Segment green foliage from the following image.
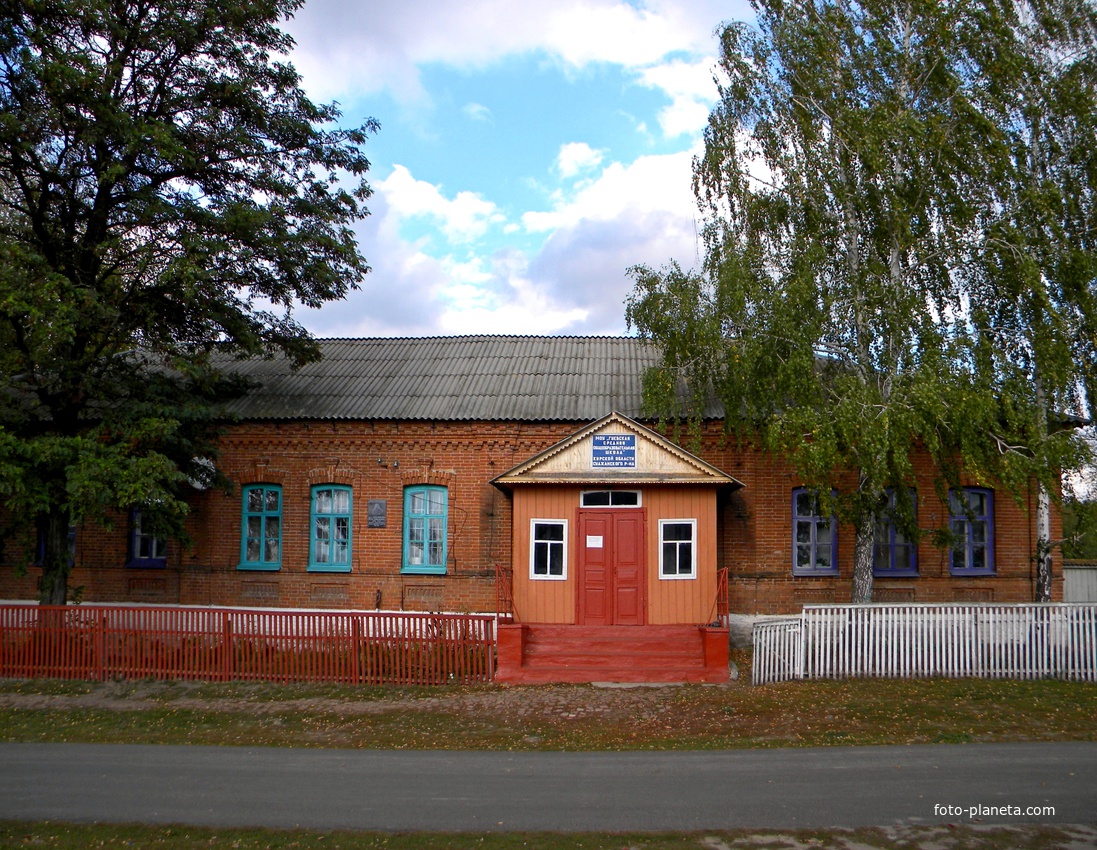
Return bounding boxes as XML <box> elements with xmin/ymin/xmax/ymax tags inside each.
<box><xmin>1063</xmin><ymin>497</ymin><xmax>1097</xmax><ymax>559</ymax></box>
<box><xmin>0</xmin><ymin>0</ymin><xmax>376</xmax><ymax>602</ymax></box>
<box><xmin>627</xmin><ymin>0</ymin><xmax>1097</xmax><ymax>600</ymax></box>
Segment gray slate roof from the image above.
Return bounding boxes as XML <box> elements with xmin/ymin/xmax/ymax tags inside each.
<box><xmin>218</xmin><ymin>336</ymin><xmax>719</xmax><ymax>422</ymax></box>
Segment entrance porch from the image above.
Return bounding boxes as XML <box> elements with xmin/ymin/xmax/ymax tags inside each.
<box><xmin>495</xmin><ymin>623</ymin><xmax>730</xmax><ymax>684</ymax></box>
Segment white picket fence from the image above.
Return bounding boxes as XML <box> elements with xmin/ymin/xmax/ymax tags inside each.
<box><xmin>752</xmin><ymin>603</ymin><xmax>1097</xmax><ymax>685</ymax></box>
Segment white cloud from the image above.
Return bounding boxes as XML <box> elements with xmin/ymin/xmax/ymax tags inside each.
<box><xmin>557</xmin><ymin>142</ymin><xmax>605</xmax><ymax>179</ymax></box>
<box><xmin>523</xmin><ymin>149</ymin><xmax>699</xmax><ymax>234</ymax></box>
<box><xmin>379</xmin><ymin>165</ymin><xmax>505</xmax><ymax>243</ymax></box>
<box><xmin>463</xmin><ymin>102</ymin><xmax>493</xmax><ymax>122</ymax></box>
<box><xmin>285</xmin><ymin>0</ymin><xmax>748</xmax><ymax>106</ymax></box>
<box><xmin>639</xmin><ymin>58</ymin><xmax>720</xmax><ymax>137</ymax></box>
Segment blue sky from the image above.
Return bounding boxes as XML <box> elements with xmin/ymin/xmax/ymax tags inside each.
<box><xmin>281</xmin><ymin>0</ymin><xmax>754</xmax><ymax>338</ymax></box>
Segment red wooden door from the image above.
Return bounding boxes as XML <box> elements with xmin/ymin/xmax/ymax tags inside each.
<box><xmin>577</xmin><ymin>510</ymin><xmax>646</xmax><ymax>625</ymax></box>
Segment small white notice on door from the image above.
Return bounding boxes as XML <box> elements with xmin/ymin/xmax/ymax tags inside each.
<box><xmin>586</xmin><ymin>535</ymin><xmax>604</xmax><ymax>548</ymax></box>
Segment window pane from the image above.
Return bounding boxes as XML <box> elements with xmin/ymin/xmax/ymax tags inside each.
<box><xmin>427</xmin><ymin>491</ymin><xmax>444</xmax><ymax>513</ymax></box>
<box><xmin>315</xmin><ymin>489</ymin><xmax>332</xmax><ymax>513</ymax></box>
<box><xmin>247</xmin><ymin>539</ymin><xmax>261</xmax><ymax>562</ymax></box>
<box><xmin>972</xmin><ymin>521</ymin><xmax>986</xmax><ymax>544</ymax></box>
<box><xmin>679</xmin><ymin>542</ymin><xmax>693</xmax><ymax>574</ymax></box>
<box><xmin>894</xmin><ymin>544</ymin><xmax>913</xmax><ymax>572</ymax></box>
<box><xmin>815</xmin><ymin>546</ymin><xmax>831</xmax><ymax>569</ymax></box>
<box><xmin>795</xmin><ymin>492</ymin><xmax>814</xmax><ymax>517</ymax></box>
<box><xmin>796</xmin><ymin>521</ymin><xmax>812</xmax><ymax>545</ymax></box>
<box><xmin>266</xmin><ymin>516</ymin><xmax>280</xmax><ymax>537</ymax></box>
<box><xmin>611</xmin><ymin>491</ymin><xmax>639</xmax><ymax>506</ymax></box>
<box><xmin>428</xmin><ymin>540</ymin><xmax>444</xmax><ymax>566</ymax></box>
<box><xmin>247</xmin><ymin>489</ymin><xmax>263</xmax><ymax>512</ymax></box>
<box><xmin>264</xmin><ymin>537</ymin><xmax>278</xmax><ymax>562</ymax></box>
<box><xmin>548</xmin><ymin>543</ymin><xmax>563</xmax><ymax>575</ymax></box>
<box><xmin>334</xmin><ymin>517</ymin><xmax>349</xmax><ymax>542</ymax></box>
<box><xmin>315</xmin><ymin>517</ymin><xmax>330</xmax><ymax>542</ymax></box>
<box><xmin>408</xmin><ymin>541</ymin><xmax>423</xmax><ymax>565</ymax></box>
<box><xmin>583</xmin><ymin>491</ymin><xmax>610</xmax><ymax>506</ymax></box>
<box><xmin>410</xmin><ymin>492</ymin><xmax>425</xmax><ymax>514</ymax></box>
<box><xmin>265</xmin><ymin>489</ymin><xmax>279</xmax><ymax>512</ymax></box>
<box><xmin>534</xmin><ymin>544</ymin><xmax>549</xmax><ymax>575</ymax></box>
<box><xmin>971</xmin><ymin>546</ymin><xmax>985</xmax><ymax>571</ymax></box>
<box><xmin>409</xmin><ymin>518</ymin><xmax>424</xmax><ymax>544</ymax></box>
<box><xmin>333</xmin><ymin>489</ymin><xmax>350</xmax><ymax>513</ymax></box>
<box><xmin>666</xmin><ymin>523</ymin><xmax>692</xmax><ymax>541</ymax></box>
<box><xmin>247</xmin><ymin>516</ymin><xmax>262</xmax><ymax>538</ymax></box>
<box><xmin>663</xmin><ymin>542</ymin><xmax>677</xmax><ymax>573</ymax></box>
<box><xmin>536</xmin><ymin>522</ymin><xmax>564</xmax><ymax>542</ymax></box>
<box><xmin>970</xmin><ymin>492</ymin><xmax>987</xmax><ymax>515</ymax></box>
<box><xmin>796</xmin><ymin>544</ymin><xmax>812</xmax><ymax>568</ymax></box>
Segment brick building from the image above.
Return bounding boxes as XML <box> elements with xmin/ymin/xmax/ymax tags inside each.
<box><xmin>0</xmin><ymin>335</ymin><xmax>1061</xmax><ymax>618</ymax></box>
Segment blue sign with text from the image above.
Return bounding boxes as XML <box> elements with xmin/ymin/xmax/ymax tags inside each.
<box><xmin>592</xmin><ymin>434</ymin><xmax>637</xmax><ymax>468</ymax></box>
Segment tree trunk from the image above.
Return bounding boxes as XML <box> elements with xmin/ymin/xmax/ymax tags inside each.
<box><xmin>851</xmin><ymin>519</ymin><xmax>874</xmax><ymax>604</ymax></box>
<box><xmin>37</xmin><ymin>507</ymin><xmax>72</xmax><ymax>606</ymax></box>
<box><xmin>1035</xmin><ymin>480</ymin><xmax>1053</xmax><ymax>602</ymax></box>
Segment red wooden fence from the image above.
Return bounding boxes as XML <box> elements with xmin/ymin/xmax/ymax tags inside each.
<box><xmin>0</xmin><ymin>605</ymin><xmax>496</xmax><ymax>685</ymax></box>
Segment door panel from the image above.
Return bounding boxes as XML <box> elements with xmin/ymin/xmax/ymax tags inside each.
<box><xmin>578</xmin><ymin>510</ymin><xmax>645</xmax><ymax>625</ymax></box>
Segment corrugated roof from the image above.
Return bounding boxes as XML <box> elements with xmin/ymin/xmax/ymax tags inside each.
<box><xmin>216</xmin><ymin>335</ymin><xmax>722</xmax><ymax>422</ymax></box>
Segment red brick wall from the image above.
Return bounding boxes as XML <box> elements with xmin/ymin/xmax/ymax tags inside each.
<box><xmin>0</xmin><ymin>418</ymin><xmax>1061</xmax><ymax>613</ymax></box>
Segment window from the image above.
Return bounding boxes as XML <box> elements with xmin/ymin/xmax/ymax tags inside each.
<box><xmin>950</xmin><ymin>488</ymin><xmax>995</xmax><ymax>575</ymax></box>
<box><xmin>310</xmin><ymin>485</ymin><xmax>352</xmax><ymax>572</ymax></box>
<box><xmin>660</xmin><ymin>519</ymin><xmax>696</xmax><ymax>579</ymax></box>
<box><xmin>240</xmin><ymin>485</ymin><xmax>282</xmax><ymax>570</ymax></box>
<box><xmin>128</xmin><ymin>510</ymin><xmax>166</xmax><ymax>568</ymax></box>
<box><xmin>530</xmin><ymin>519</ymin><xmax>567</xmax><ymax>580</ymax></box>
<box><xmin>792</xmin><ymin>488</ymin><xmax>837</xmax><ymax>575</ymax></box>
<box><xmin>403</xmin><ymin>486</ymin><xmax>447</xmax><ymax>574</ymax></box>
<box><xmin>580</xmin><ymin>490</ymin><xmax>641</xmax><ymax>507</ymax></box>
<box><xmin>874</xmin><ymin>489</ymin><xmax>918</xmax><ymax>576</ymax></box>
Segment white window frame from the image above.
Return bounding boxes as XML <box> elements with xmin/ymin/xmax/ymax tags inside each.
<box><xmin>659</xmin><ymin>518</ymin><xmax>697</xmax><ymax>580</ymax></box>
<box><xmin>580</xmin><ymin>490</ymin><xmax>642</xmax><ymax>508</ymax></box>
<box><xmin>529</xmin><ymin>518</ymin><xmax>568</xmax><ymax>581</ymax></box>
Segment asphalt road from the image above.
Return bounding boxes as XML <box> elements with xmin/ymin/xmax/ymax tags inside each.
<box><xmin>1</xmin><ymin>741</ymin><xmax>1094</xmax><ymax>831</ymax></box>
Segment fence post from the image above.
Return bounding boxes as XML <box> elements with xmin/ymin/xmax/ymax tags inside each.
<box><xmin>221</xmin><ymin>612</ymin><xmax>232</xmax><ymax>683</ymax></box>
<box><xmin>95</xmin><ymin>608</ymin><xmax>106</xmax><ymax>682</ymax></box>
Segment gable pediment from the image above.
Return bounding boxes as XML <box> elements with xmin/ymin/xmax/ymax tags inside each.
<box><xmin>492</xmin><ymin>412</ymin><xmax>741</xmax><ymax>488</ymax></box>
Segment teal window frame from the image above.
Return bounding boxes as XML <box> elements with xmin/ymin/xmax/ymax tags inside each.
<box><xmin>239</xmin><ymin>484</ymin><xmax>282</xmax><ymax>571</ymax></box>
<box><xmin>309</xmin><ymin>485</ymin><xmax>352</xmax><ymax>573</ymax></box>
<box><xmin>402</xmin><ymin>485</ymin><xmax>448</xmax><ymax>574</ymax></box>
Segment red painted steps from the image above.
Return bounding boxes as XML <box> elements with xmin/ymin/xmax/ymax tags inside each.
<box><xmin>495</xmin><ymin>623</ymin><xmax>730</xmax><ymax>684</ymax></box>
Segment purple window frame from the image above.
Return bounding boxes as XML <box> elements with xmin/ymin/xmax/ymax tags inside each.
<box><xmin>949</xmin><ymin>488</ymin><xmax>995</xmax><ymax>575</ymax></box>
<box><xmin>127</xmin><ymin>510</ymin><xmax>167</xmax><ymax>569</ymax></box>
<box><xmin>792</xmin><ymin>488</ymin><xmax>838</xmax><ymax>576</ymax></box>
<box><xmin>873</xmin><ymin>489</ymin><xmax>919</xmax><ymax>577</ymax></box>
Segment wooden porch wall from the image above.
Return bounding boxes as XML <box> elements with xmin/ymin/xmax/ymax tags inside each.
<box><xmin>510</xmin><ymin>486</ymin><xmax>718</xmax><ymax>625</ymax></box>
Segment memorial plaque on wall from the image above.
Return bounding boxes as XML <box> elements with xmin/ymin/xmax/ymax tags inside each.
<box><xmin>367</xmin><ymin>499</ymin><xmax>387</xmax><ymax>528</ymax></box>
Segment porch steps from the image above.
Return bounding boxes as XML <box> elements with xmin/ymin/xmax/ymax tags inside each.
<box><xmin>495</xmin><ymin>624</ymin><xmax>730</xmax><ymax>684</ymax></box>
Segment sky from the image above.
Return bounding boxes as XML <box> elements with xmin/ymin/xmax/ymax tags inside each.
<box><xmin>280</xmin><ymin>0</ymin><xmax>754</xmax><ymax>339</ymax></box>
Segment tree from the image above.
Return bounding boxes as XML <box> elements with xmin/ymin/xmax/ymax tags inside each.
<box><xmin>0</xmin><ymin>0</ymin><xmax>377</xmax><ymax>604</ymax></box>
<box><xmin>627</xmin><ymin>0</ymin><xmax>1096</xmax><ymax>602</ymax></box>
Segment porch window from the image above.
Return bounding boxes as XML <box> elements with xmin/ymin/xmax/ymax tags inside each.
<box><xmin>792</xmin><ymin>488</ymin><xmax>837</xmax><ymax>575</ymax></box>
<box><xmin>240</xmin><ymin>484</ymin><xmax>282</xmax><ymax>570</ymax></box>
<box><xmin>403</xmin><ymin>485</ymin><xmax>448</xmax><ymax>574</ymax></box>
<box><xmin>580</xmin><ymin>490</ymin><xmax>641</xmax><ymax>507</ymax></box>
<box><xmin>310</xmin><ymin>485</ymin><xmax>352</xmax><ymax>572</ymax></box>
<box><xmin>128</xmin><ymin>510</ymin><xmax>166</xmax><ymax>568</ymax></box>
<box><xmin>530</xmin><ymin>519</ymin><xmax>567</xmax><ymax>580</ymax></box>
<box><xmin>950</xmin><ymin>488</ymin><xmax>995</xmax><ymax>575</ymax></box>
<box><xmin>873</xmin><ymin>489</ymin><xmax>918</xmax><ymax>576</ymax></box>
<box><xmin>660</xmin><ymin>519</ymin><xmax>696</xmax><ymax>579</ymax></box>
